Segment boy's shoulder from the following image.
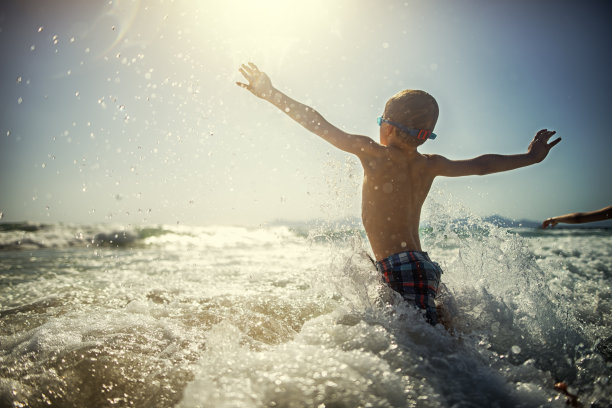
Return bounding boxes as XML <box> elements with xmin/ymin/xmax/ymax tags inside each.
<box><xmin>421</xmin><ymin>152</ymin><xmax>447</xmax><ymax>162</ymax></box>
<box><xmin>391</xmin><ymin>150</ymin><xmax>449</xmax><ymax>178</ymax></box>
<box><xmin>389</xmin><ymin>148</ymin><xmax>447</xmax><ymax>164</ymax></box>
<box><xmin>420</xmin><ymin>153</ymin><xmax>451</xmax><ymax>175</ymax></box>
<box><xmin>354</xmin><ymin>138</ymin><xmax>447</xmax><ymax>174</ymax></box>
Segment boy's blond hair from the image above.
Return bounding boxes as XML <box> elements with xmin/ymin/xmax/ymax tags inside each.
<box><xmin>384</xmin><ymin>90</ymin><xmax>439</xmax><ymax>146</ymax></box>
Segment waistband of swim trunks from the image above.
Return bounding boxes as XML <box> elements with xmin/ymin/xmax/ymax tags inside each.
<box><xmin>376</xmin><ymin>250</ymin><xmax>431</xmax><ymax>268</ymax></box>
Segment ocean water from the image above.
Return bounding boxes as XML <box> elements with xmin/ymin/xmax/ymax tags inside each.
<box><xmin>0</xmin><ymin>217</ymin><xmax>611</xmax><ymax>407</ymax></box>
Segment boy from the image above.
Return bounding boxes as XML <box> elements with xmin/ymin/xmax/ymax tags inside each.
<box><xmin>237</xmin><ymin>62</ymin><xmax>561</xmax><ymax>325</ymax></box>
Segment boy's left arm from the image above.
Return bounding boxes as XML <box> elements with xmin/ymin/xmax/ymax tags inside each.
<box><xmin>430</xmin><ymin>129</ymin><xmax>561</xmax><ymax>177</ymax></box>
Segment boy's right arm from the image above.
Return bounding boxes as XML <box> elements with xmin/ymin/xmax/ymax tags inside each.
<box><xmin>429</xmin><ymin>129</ymin><xmax>561</xmax><ymax>177</ymax></box>
<box><xmin>236</xmin><ymin>63</ymin><xmax>379</xmax><ymax>157</ymax></box>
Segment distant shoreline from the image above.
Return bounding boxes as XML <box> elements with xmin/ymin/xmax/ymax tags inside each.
<box><xmin>1</xmin><ymin>217</ymin><xmax>611</xmax><ymax>230</ymax></box>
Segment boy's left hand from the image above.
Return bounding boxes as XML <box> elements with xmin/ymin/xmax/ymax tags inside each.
<box><xmin>527</xmin><ymin>129</ymin><xmax>561</xmax><ymax>163</ymax></box>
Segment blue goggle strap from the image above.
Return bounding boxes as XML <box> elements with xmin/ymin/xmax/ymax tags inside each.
<box><xmin>377</xmin><ymin>116</ymin><xmax>437</xmax><ymax>140</ymax></box>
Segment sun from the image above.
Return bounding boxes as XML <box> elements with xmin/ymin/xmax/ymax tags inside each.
<box><xmin>194</xmin><ymin>0</ymin><xmax>332</xmax><ymax>48</ymax></box>
<box><xmin>181</xmin><ymin>0</ymin><xmax>333</xmax><ymax>70</ymax></box>
<box><xmin>215</xmin><ymin>0</ymin><xmax>326</xmax><ymax>37</ymax></box>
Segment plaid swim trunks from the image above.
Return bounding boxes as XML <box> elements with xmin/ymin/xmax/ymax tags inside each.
<box><xmin>376</xmin><ymin>251</ymin><xmax>443</xmax><ymax>325</ymax></box>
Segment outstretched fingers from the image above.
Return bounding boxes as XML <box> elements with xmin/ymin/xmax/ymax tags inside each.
<box><xmin>237</xmin><ymin>63</ymin><xmax>262</xmax><ymax>89</ymax></box>
<box><xmin>541</xmin><ymin>130</ymin><xmax>560</xmax><ymax>150</ymax></box>
<box><xmin>236</xmin><ymin>62</ymin><xmax>272</xmax><ymax>98</ymax></box>
<box><xmin>548</xmin><ymin>136</ymin><xmax>562</xmax><ymax>149</ymax></box>
<box><xmin>239</xmin><ymin>66</ymin><xmax>252</xmax><ymax>81</ymax></box>
<box><xmin>248</xmin><ymin>62</ymin><xmax>260</xmax><ymax>72</ymax></box>
<box><xmin>535</xmin><ymin>129</ymin><xmax>561</xmax><ymax>150</ymax></box>
<box><xmin>536</xmin><ymin>129</ymin><xmax>554</xmax><ymax>140</ymax></box>
<box><xmin>240</xmin><ymin>63</ymin><xmax>259</xmax><ymax>78</ymax></box>
<box><xmin>236</xmin><ymin>64</ymin><xmax>255</xmax><ymax>90</ymax></box>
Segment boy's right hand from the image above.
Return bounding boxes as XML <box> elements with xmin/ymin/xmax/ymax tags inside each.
<box><xmin>236</xmin><ymin>63</ymin><xmax>274</xmax><ymax>99</ymax></box>
<box><xmin>527</xmin><ymin>129</ymin><xmax>561</xmax><ymax>163</ymax></box>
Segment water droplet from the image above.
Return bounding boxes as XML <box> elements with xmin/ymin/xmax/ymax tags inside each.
<box><xmin>37</xmin><ymin>26</ymin><xmax>44</xmax><ymax>33</ymax></box>
<box><xmin>30</xmin><ymin>45</ymin><xmax>36</xmax><ymax>51</ymax></box>
<box><xmin>511</xmin><ymin>345</ymin><xmax>521</xmax><ymax>354</ymax></box>
<box><xmin>382</xmin><ymin>42</ymin><xmax>390</xmax><ymax>49</ymax></box>
<box><xmin>16</xmin><ymin>76</ymin><xmax>22</xmax><ymax>84</ymax></box>
<box><xmin>401</xmin><ymin>241</ymin><xmax>407</xmax><ymax>248</ymax></box>
<box><xmin>17</xmin><ymin>97</ymin><xmax>23</xmax><ymax>104</ymax></box>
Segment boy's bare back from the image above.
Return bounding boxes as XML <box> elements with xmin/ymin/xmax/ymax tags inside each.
<box><xmin>360</xmin><ymin>144</ymin><xmax>435</xmax><ymax>259</ymax></box>
<box><xmin>236</xmin><ymin>62</ymin><xmax>561</xmax><ymax>261</ymax></box>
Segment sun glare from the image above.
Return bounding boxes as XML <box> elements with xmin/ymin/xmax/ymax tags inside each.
<box><xmin>202</xmin><ymin>0</ymin><xmax>330</xmax><ymax>51</ymax></box>
<box><xmin>217</xmin><ymin>0</ymin><xmax>327</xmax><ymax>36</ymax></box>
<box><xmin>183</xmin><ymin>0</ymin><xmax>333</xmax><ymax>73</ymax></box>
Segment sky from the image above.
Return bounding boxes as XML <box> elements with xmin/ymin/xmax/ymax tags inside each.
<box><xmin>1</xmin><ymin>0</ymin><xmax>611</xmax><ymax>227</ymax></box>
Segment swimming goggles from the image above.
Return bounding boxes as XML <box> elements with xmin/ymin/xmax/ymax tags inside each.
<box><xmin>377</xmin><ymin>116</ymin><xmax>437</xmax><ymax>140</ymax></box>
